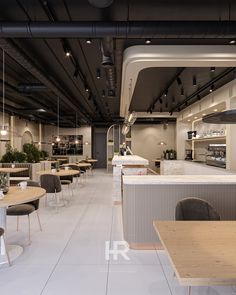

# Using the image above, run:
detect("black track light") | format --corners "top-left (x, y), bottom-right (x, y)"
top-left (209, 84), bottom-right (214, 93)
top-left (159, 98), bottom-right (163, 104)
top-left (73, 68), bottom-right (79, 78)
top-left (84, 83), bottom-right (89, 92)
top-left (165, 102), bottom-right (168, 108)
top-left (86, 39), bottom-right (92, 44)
top-left (150, 109), bottom-right (153, 114)
top-left (164, 89), bottom-right (168, 97)
top-left (169, 111), bottom-right (173, 116)
top-left (197, 94), bottom-right (201, 100)
top-left (185, 101), bottom-right (188, 107)
top-left (145, 39), bottom-right (151, 44)
top-left (102, 90), bottom-right (106, 97)
top-left (96, 69), bottom-right (101, 79)
top-left (181, 87), bottom-right (184, 96)
top-left (177, 76), bottom-right (182, 86)
top-left (62, 43), bottom-right (71, 57)
top-left (210, 67), bottom-right (215, 72)
top-left (178, 107), bottom-right (181, 112)
top-left (193, 76), bottom-right (197, 86)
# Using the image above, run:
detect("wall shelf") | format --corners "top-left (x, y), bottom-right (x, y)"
top-left (186, 136), bottom-right (226, 143)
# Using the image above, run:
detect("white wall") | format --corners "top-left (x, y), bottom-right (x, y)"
top-left (42, 125), bottom-right (92, 159)
top-left (131, 124), bottom-right (176, 170)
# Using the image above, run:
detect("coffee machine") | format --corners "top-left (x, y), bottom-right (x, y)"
top-left (185, 149), bottom-right (193, 160)
top-left (206, 144), bottom-right (226, 168)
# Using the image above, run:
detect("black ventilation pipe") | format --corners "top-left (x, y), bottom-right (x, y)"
top-left (18, 83), bottom-right (48, 93)
top-left (1, 21), bottom-right (236, 38)
top-left (101, 37), bottom-right (116, 97)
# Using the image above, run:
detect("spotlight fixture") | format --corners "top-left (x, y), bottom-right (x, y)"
top-left (125, 111), bottom-right (137, 126)
top-left (214, 108), bottom-right (218, 112)
top-left (51, 142), bottom-right (55, 146)
top-left (150, 109), bottom-right (153, 114)
top-left (229, 40), bottom-right (236, 45)
top-left (185, 101), bottom-right (188, 107)
top-left (177, 76), bottom-right (182, 85)
top-left (193, 76), bottom-right (197, 86)
top-left (164, 89), bottom-right (168, 97)
top-left (169, 111), bottom-right (173, 116)
top-left (73, 68), bottom-right (79, 78)
top-left (159, 98), bottom-right (163, 104)
top-left (56, 136), bottom-right (60, 142)
top-left (62, 43), bottom-right (71, 57)
top-left (209, 84), bottom-right (214, 93)
top-left (84, 84), bottom-right (89, 92)
top-left (210, 67), bottom-right (215, 72)
top-left (96, 69), bottom-right (101, 79)
top-left (102, 90), bottom-right (106, 97)
top-left (178, 107), bottom-right (181, 112)
top-left (197, 94), bottom-right (201, 100)
top-left (88, 94), bottom-right (92, 101)
top-left (145, 39), bottom-right (151, 44)
top-left (165, 102), bottom-right (168, 108)
top-left (181, 87), bottom-right (184, 96)
top-left (86, 39), bottom-right (92, 44)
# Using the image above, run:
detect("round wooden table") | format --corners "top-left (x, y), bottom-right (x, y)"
top-left (0, 186), bottom-right (46, 265)
top-left (85, 159), bottom-right (98, 164)
top-left (61, 163), bottom-right (91, 168)
top-left (36, 169), bottom-right (80, 176)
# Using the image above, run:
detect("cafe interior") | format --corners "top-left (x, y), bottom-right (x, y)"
top-left (1, 1), bottom-right (236, 295)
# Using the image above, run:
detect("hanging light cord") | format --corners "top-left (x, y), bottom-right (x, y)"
top-left (57, 97), bottom-right (59, 137)
top-left (2, 49), bottom-right (5, 128)
top-left (75, 112), bottom-right (77, 137)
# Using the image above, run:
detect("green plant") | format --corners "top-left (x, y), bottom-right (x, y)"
top-left (40, 150), bottom-right (49, 160)
top-left (23, 143), bottom-right (40, 163)
top-left (1, 144), bottom-right (27, 163)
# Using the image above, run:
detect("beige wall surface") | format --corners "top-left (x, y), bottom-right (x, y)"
top-left (131, 124), bottom-right (176, 170)
top-left (42, 125), bottom-right (92, 159)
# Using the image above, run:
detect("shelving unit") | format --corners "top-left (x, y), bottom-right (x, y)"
top-left (186, 136), bottom-right (226, 143)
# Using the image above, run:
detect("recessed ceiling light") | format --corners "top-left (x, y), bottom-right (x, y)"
top-left (214, 109), bottom-right (218, 112)
top-left (194, 116), bottom-right (198, 119)
top-left (202, 113), bottom-right (206, 116)
top-left (86, 39), bottom-right (92, 44)
top-left (145, 39), bottom-right (151, 44)
top-left (187, 119), bottom-right (191, 122)
top-left (229, 40), bottom-right (236, 45)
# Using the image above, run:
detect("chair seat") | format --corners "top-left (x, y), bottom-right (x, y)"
top-left (7, 204), bottom-right (35, 216)
top-left (60, 180), bottom-right (71, 185)
top-left (0, 227), bottom-right (4, 236)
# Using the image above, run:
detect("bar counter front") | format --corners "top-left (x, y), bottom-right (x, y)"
top-left (122, 174), bottom-right (236, 250)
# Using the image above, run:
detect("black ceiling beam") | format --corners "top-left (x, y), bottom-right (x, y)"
top-left (171, 67), bottom-right (236, 112)
top-left (1, 21), bottom-right (236, 38)
top-left (0, 38), bottom-right (91, 123)
top-left (147, 67), bottom-right (185, 112)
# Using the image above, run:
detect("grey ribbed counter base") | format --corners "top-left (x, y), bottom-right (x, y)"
top-left (123, 182), bottom-right (236, 249)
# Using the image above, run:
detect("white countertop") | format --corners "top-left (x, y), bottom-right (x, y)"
top-left (123, 174), bottom-right (236, 185)
top-left (112, 155), bottom-right (149, 166)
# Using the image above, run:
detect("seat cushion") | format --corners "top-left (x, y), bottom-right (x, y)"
top-left (0, 227), bottom-right (4, 236)
top-left (60, 180), bottom-right (71, 185)
top-left (7, 204), bottom-right (35, 216)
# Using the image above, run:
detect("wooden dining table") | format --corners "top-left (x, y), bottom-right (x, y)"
top-left (36, 169), bottom-right (80, 176)
top-left (61, 163), bottom-right (91, 168)
top-left (0, 167), bottom-right (29, 185)
top-left (0, 186), bottom-right (46, 265)
top-left (153, 220), bottom-right (236, 294)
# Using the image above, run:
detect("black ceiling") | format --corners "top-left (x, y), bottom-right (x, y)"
top-left (0, 0), bottom-right (236, 127)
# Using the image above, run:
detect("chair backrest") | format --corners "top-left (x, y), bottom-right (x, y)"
top-left (175, 197), bottom-right (221, 221)
top-left (40, 174), bottom-right (61, 193)
top-left (24, 180), bottom-right (41, 210)
top-left (0, 227), bottom-right (4, 237)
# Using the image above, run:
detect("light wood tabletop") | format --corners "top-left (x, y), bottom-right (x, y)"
top-left (0, 186), bottom-right (46, 207)
top-left (0, 167), bottom-right (28, 173)
top-left (61, 163), bottom-right (91, 168)
top-left (36, 169), bottom-right (80, 176)
top-left (85, 159), bottom-right (98, 163)
top-left (153, 221), bottom-right (236, 286)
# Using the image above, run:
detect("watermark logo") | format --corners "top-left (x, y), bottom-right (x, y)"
top-left (105, 241), bottom-right (130, 261)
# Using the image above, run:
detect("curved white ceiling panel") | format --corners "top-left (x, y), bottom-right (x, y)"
top-left (120, 45), bottom-right (236, 117)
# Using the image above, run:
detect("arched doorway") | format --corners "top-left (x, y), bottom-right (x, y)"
top-left (22, 131), bottom-right (33, 146)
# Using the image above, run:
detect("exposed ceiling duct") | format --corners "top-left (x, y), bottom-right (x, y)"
top-left (88, 0), bottom-right (113, 8)
top-left (101, 37), bottom-right (116, 97)
top-left (17, 83), bottom-right (48, 93)
top-left (1, 21), bottom-right (236, 38)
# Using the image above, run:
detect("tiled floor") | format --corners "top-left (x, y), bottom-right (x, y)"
top-left (0, 170), bottom-right (235, 295)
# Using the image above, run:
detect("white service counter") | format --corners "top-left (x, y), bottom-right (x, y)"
top-left (122, 174), bottom-right (236, 249)
top-left (112, 155), bottom-right (149, 203)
